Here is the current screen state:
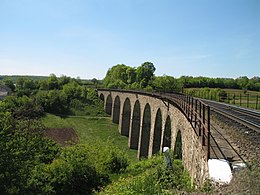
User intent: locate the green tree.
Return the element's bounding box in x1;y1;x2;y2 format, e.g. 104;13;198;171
62;81;82;103
59;75;71;87
136;62;156;88
247;77;260;91
152;75;181;92
3;78;15;91
0;128;60;194
48;74;59;90
39;79;49;90
126;67;137;84
236;76;249;91
103;64;129;88
91;78;99;88
35;90;68;114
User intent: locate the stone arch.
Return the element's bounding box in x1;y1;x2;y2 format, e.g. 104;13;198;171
152;108;162;154
99;93;104;101
173;130;182;159
112;96;120;124
121;98;131;136
163;115;171;148
105;94;112;115
139;103;151;158
130;100;141;149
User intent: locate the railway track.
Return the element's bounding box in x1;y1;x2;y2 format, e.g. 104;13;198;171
201;99;260;133
161;92;259;161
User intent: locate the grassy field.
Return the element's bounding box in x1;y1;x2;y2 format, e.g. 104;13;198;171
0;75;48;82
185;88;260;110
42;114;138;163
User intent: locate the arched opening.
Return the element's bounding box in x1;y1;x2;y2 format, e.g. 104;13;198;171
105;94;112;115
152;109;162;154
99;93;104;101
121;98;131;137
130;100;140;149
140;103;151;158
163;116;171;148
173;130;182;159
112;96;120;124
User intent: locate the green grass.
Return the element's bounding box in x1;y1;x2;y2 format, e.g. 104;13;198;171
42;115;195;194
185;88;260;110
0;75;48;82
42;114;138;163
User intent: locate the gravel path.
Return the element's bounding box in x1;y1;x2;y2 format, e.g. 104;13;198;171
210;111;260;194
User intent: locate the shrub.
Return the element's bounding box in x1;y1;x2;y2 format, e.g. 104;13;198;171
103;154;193;194
104;151;129;173
28;145;109;194
0;131;60;194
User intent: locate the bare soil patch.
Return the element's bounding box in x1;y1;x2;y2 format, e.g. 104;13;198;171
43;127;79;146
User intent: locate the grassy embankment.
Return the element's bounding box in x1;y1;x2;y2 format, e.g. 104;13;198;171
42;114;138;163
42;114;195;194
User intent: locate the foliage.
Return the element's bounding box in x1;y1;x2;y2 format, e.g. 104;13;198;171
3;78;15;91
60;143;129;175
185;87;260;110
179;75;260;91
152;75;181;92
103;155;193;194
102;62;158;90
47;73;60;90
101;63;259;93
0;130;60;194
103;64;129;87
136;62;156;88
16;77;39;96
28;145;108;194
35;90;68;114
104;151;129;173
62;81;82;103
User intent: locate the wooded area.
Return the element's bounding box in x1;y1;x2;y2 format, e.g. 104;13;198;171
101;62;260;92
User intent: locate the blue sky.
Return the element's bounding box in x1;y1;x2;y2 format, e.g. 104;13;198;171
0;0;259;79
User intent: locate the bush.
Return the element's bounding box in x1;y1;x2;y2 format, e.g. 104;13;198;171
28;145;109;194
68;142;129;174
103;154;193;194
0;131;60;194
104;151;129;173
35;90;68;114
104;170;170;195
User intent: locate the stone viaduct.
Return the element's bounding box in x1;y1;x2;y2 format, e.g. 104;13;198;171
97;89;210;186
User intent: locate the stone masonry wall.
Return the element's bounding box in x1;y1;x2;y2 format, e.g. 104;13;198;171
98;90;209;186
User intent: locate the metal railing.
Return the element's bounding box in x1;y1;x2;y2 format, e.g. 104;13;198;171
163;93;210;159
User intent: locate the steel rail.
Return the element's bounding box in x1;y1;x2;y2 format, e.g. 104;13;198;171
203;99;260;119
202;100;260;133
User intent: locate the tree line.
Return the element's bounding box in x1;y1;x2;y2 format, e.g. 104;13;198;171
102;62;260;92
1;63;259;93
0;74;105;116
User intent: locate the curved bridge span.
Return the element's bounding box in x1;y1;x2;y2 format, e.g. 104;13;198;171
98;89;210;185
